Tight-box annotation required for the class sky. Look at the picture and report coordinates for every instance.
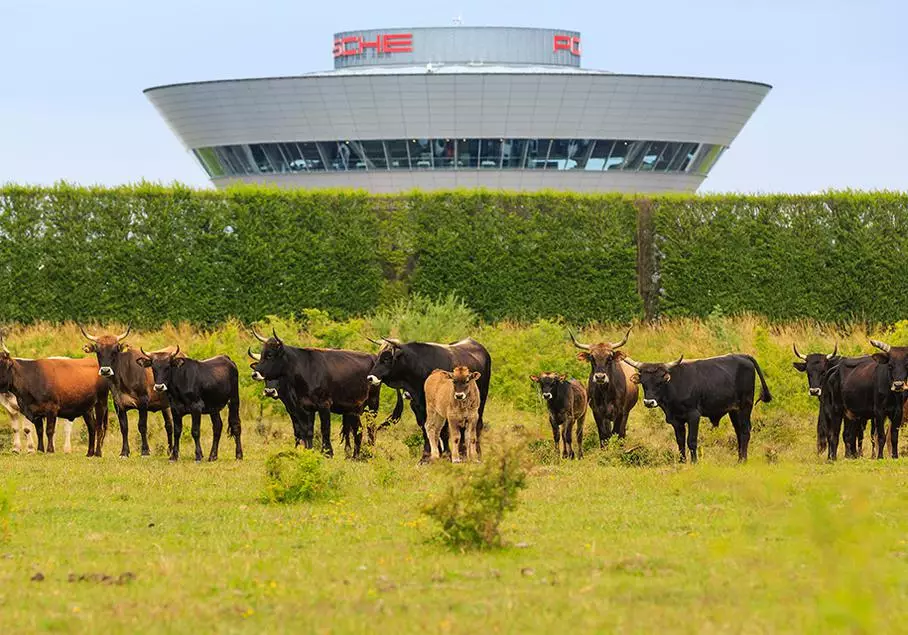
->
[1,0,905,193]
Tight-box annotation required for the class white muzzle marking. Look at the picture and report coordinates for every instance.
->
[808,388,821,397]
[367,375,381,386]
[454,392,466,401]
[643,399,658,408]
[542,392,553,400]
[251,371,264,381]
[153,383,167,392]
[892,383,906,393]
[593,373,608,384]
[99,366,114,377]
[264,388,279,398]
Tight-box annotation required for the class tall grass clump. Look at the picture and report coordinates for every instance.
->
[370,293,478,343]
[422,443,529,550]
[262,449,340,504]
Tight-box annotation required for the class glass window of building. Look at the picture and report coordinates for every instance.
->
[408,139,433,169]
[503,139,529,168]
[479,139,502,168]
[584,140,611,171]
[193,148,225,177]
[638,142,666,171]
[433,139,455,168]
[250,144,275,173]
[318,142,352,171]
[604,140,631,170]
[459,139,479,168]
[526,139,553,169]
[668,142,698,172]
[350,140,387,169]
[385,140,410,169]
[279,143,307,172]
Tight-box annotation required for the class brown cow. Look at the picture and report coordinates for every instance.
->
[570,329,639,444]
[0,335,108,456]
[79,325,174,457]
[424,366,482,462]
[531,372,588,459]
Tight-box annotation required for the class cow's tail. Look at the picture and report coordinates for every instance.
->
[745,355,773,404]
[379,389,404,430]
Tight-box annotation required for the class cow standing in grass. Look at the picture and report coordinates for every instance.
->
[80,325,174,457]
[531,372,587,460]
[2,392,74,454]
[0,335,108,456]
[623,354,772,463]
[792,343,841,455]
[424,366,482,462]
[570,329,638,444]
[137,347,242,462]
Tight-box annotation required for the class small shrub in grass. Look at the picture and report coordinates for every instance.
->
[527,437,560,465]
[262,449,340,504]
[422,443,530,550]
[596,438,675,467]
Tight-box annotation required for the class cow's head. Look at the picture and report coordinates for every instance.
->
[792,342,838,397]
[530,372,568,401]
[622,356,683,408]
[248,326,286,381]
[571,328,630,385]
[870,339,908,392]
[366,337,403,386]
[0,334,13,391]
[80,324,131,377]
[440,366,481,401]
[136,346,184,392]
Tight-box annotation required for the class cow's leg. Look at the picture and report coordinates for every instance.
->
[84,411,97,457]
[593,409,612,447]
[116,405,130,458]
[34,418,45,453]
[170,415,183,461]
[815,410,827,455]
[889,400,902,459]
[671,420,686,463]
[729,411,743,459]
[410,400,432,464]
[95,407,108,458]
[137,408,151,456]
[302,410,315,449]
[686,414,700,464]
[425,412,443,461]
[44,415,57,454]
[466,417,479,462]
[576,410,586,460]
[861,419,869,457]
[450,421,463,464]
[563,417,575,460]
[550,417,561,456]
[318,409,333,458]
[826,408,842,461]
[737,408,753,463]
[161,408,175,456]
[873,414,887,460]
[190,412,203,462]
[616,412,630,439]
[10,413,22,453]
[288,409,304,447]
[61,419,73,454]
[208,411,223,461]
[341,414,362,460]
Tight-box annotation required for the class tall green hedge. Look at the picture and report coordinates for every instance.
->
[653,192,908,323]
[1,185,906,326]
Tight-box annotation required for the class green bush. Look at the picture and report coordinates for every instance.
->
[422,443,529,550]
[262,449,340,504]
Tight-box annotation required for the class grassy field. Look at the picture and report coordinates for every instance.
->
[3,305,908,633]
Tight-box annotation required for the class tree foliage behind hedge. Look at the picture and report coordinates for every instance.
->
[0,185,906,326]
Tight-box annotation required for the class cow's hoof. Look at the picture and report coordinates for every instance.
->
[141,451,151,457]
[119,454,129,460]
[11,448,20,454]
[208,457,218,462]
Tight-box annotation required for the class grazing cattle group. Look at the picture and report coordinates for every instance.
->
[3,323,908,465]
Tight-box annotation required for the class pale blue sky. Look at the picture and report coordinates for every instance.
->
[1,0,905,193]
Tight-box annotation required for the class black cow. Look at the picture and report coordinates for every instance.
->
[365,337,492,462]
[136,347,242,462]
[822,355,878,459]
[80,324,174,457]
[623,354,772,463]
[248,329,399,459]
[792,342,840,454]
[256,370,315,448]
[836,339,907,460]
[530,372,587,459]
[570,329,638,444]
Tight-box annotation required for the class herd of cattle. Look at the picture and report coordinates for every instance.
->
[0,324,906,463]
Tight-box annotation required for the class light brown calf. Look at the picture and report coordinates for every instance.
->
[424,366,482,462]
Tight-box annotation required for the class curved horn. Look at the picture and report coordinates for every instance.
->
[827,341,838,360]
[79,324,99,343]
[272,328,282,343]
[116,322,131,342]
[665,355,684,370]
[251,326,268,343]
[365,336,383,346]
[871,339,891,353]
[381,337,402,347]
[247,347,261,361]
[0,334,9,355]
[171,345,181,360]
[622,357,643,370]
[792,343,807,361]
[139,346,150,359]
[610,328,631,350]
[568,330,591,351]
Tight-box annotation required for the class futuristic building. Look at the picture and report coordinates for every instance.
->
[145,27,771,193]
